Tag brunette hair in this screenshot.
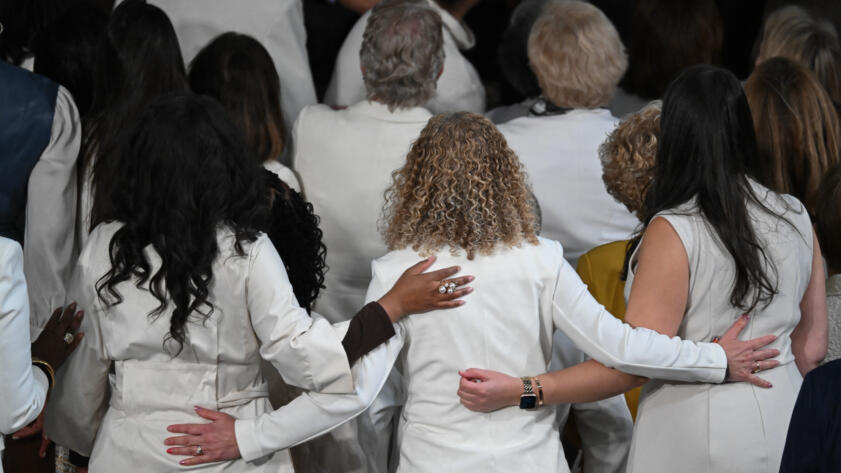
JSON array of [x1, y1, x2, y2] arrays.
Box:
[[745, 57, 841, 216], [189, 32, 286, 165]]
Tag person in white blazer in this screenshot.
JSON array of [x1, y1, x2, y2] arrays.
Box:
[[116, 0, 317, 128], [324, 0, 485, 114], [353, 112, 782, 473], [0, 237, 83, 472]]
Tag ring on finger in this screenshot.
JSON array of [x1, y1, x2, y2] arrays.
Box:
[[751, 361, 761, 374], [196, 445, 204, 456], [63, 332, 75, 345]]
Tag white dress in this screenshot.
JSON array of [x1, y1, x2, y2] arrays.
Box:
[[625, 183, 814, 473], [0, 238, 50, 472], [44, 223, 360, 472], [323, 0, 486, 114], [360, 238, 729, 473]]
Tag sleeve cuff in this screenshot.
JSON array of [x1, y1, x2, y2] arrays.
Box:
[[31, 367, 50, 394], [234, 417, 267, 463], [707, 342, 728, 383]]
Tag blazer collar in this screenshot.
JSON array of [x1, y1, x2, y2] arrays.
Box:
[[350, 100, 434, 123]]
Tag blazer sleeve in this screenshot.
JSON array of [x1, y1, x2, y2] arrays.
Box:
[[247, 236, 353, 393], [549, 241, 728, 383], [0, 239, 49, 435], [44, 257, 110, 456], [24, 86, 81, 338], [234, 257, 404, 462]]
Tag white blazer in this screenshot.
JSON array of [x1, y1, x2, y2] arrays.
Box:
[[24, 86, 81, 338], [0, 238, 49, 471], [354, 238, 726, 472], [44, 223, 368, 472], [134, 0, 317, 128], [498, 108, 639, 268], [323, 0, 486, 114], [294, 100, 432, 324]]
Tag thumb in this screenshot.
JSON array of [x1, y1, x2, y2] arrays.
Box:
[[194, 406, 225, 421], [459, 368, 490, 381]]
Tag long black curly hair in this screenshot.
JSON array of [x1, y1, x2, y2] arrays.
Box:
[[263, 171, 327, 313], [95, 93, 269, 355]]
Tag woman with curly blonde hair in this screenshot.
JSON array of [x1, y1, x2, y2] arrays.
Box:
[[360, 112, 781, 473]]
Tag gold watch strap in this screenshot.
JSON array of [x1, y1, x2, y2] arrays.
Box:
[[520, 376, 534, 394], [534, 376, 544, 407]]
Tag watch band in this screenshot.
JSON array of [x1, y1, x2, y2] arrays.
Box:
[[534, 376, 544, 407], [520, 377, 534, 394]]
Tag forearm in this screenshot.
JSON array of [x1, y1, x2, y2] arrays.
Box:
[[342, 302, 395, 366], [540, 360, 647, 405]]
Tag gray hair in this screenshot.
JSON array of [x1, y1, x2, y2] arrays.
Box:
[[360, 0, 445, 110]]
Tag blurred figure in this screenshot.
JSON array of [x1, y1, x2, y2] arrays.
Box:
[[189, 32, 300, 188], [293, 3, 444, 471], [814, 165, 841, 363], [744, 57, 841, 216], [577, 101, 661, 419], [117, 0, 317, 127], [756, 5, 841, 107], [614, 0, 723, 117], [324, 0, 485, 113]]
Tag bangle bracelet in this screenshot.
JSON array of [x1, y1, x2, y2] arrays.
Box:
[[534, 376, 544, 407], [31, 358, 56, 391]]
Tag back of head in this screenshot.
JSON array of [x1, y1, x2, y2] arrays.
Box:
[[108, 0, 187, 102], [360, 0, 444, 110], [32, 4, 109, 117], [600, 101, 661, 220], [190, 32, 285, 164], [816, 164, 841, 274], [528, 0, 626, 109], [97, 93, 268, 355], [384, 112, 538, 259], [624, 0, 723, 100], [646, 65, 777, 312], [757, 5, 841, 106], [745, 57, 841, 215], [498, 0, 545, 99]]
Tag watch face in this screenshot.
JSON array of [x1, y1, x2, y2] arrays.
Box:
[[519, 394, 537, 409]]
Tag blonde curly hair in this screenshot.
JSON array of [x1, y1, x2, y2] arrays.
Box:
[[599, 101, 661, 219], [383, 112, 539, 259]]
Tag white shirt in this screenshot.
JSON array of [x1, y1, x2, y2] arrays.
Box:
[[294, 100, 432, 324], [0, 238, 49, 470], [135, 0, 317, 127], [323, 0, 486, 114], [264, 159, 301, 192], [498, 108, 639, 267], [25, 85, 81, 338]]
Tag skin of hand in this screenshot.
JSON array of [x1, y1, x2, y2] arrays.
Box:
[[716, 314, 779, 388], [164, 406, 240, 466], [377, 256, 474, 323], [13, 304, 85, 455]]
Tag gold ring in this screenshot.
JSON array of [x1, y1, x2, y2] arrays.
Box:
[[751, 361, 760, 374], [196, 445, 203, 456]]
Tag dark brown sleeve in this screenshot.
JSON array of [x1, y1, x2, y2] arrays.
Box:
[[342, 302, 396, 366]]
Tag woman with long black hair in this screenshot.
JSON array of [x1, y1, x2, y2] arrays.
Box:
[[457, 65, 827, 472], [43, 94, 472, 472]]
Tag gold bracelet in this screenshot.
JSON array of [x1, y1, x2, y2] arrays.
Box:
[[31, 358, 56, 391], [534, 376, 544, 407]]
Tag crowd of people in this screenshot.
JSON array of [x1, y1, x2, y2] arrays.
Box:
[[1, 0, 840, 472]]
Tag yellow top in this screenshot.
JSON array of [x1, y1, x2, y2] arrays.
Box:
[[576, 240, 640, 419]]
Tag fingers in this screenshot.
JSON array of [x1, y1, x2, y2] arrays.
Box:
[[70, 309, 84, 333], [441, 276, 474, 289], [194, 406, 227, 421], [745, 374, 773, 389], [38, 433, 51, 458], [424, 265, 461, 282], [12, 425, 40, 439], [166, 446, 200, 456], [69, 332, 85, 351], [164, 435, 200, 446], [751, 348, 780, 361], [179, 455, 218, 466], [44, 306, 63, 332], [720, 314, 749, 340], [405, 256, 436, 276], [756, 359, 779, 371], [167, 423, 208, 435], [435, 287, 473, 303], [747, 334, 777, 350], [458, 368, 490, 381], [56, 303, 78, 332]]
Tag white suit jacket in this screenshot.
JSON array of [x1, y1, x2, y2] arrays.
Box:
[[0, 238, 49, 470], [294, 100, 432, 324], [354, 239, 725, 472], [498, 109, 639, 268], [22, 86, 80, 338], [323, 0, 486, 114], [134, 0, 317, 128]]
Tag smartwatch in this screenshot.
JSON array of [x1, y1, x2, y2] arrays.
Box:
[[519, 377, 538, 409]]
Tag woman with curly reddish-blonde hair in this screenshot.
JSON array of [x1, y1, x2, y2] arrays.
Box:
[[358, 112, 781, 473]]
